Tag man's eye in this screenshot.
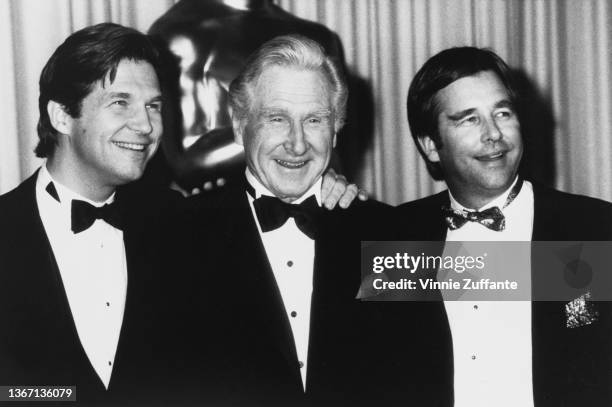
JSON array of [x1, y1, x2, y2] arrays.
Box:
[[111, 100, 128, 107], [269, 116, 285, 123], [459, 115, 479, 126], [495, 109, 514, 120], [306, 117, 322, 124], [147, 102, 162, 112]]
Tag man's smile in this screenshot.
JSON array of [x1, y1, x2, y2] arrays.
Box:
[[474, 149, 509, 162], [112, 141, 149, 152], [274, 159, 308, 169]]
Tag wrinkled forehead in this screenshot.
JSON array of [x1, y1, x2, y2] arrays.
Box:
[[249, 65, 332, 109]]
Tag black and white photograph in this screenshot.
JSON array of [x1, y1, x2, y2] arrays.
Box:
[[0, 0, 611, 406]]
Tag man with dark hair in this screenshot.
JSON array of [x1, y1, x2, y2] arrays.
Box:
[[182, 34, 450, 407], [35, 23, 163, 160], [0, 22, 173, 406], [407, 47, 519, 183], [0, 22, 362, 406], [399, 46, 612, 406]]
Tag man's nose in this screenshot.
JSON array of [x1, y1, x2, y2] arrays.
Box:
[[284, 123, 307, 155], [482, 117, 503, 142], [129, 105, 153, 135]]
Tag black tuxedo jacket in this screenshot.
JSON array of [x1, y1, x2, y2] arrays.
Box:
[[0, 172, 180, 406], [395, 183, 612, 407], [175, 182, 453, 407]]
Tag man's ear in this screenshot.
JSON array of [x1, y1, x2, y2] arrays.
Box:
[[231, 114, 245, 146], [47, 100, 72, 135], [418, 135, 440, 163]]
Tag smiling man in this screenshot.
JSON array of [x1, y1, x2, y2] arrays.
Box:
[[398, 47, 612, 406], [232, 59, 340, 203], [0, 22, 364, 407], [45, 52, 163, 201], [424, 69, 522, 209], [178, 35, 449, 406], [0, 23, 176, 405]]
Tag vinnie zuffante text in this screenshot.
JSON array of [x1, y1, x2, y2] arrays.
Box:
[[370, 252, 519, 291]]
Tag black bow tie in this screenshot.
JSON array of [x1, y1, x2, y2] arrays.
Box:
[[71, 199, 123, 233], [442, 206, 505, 231], [442, 178, 524, 232], [253, 195, 320, 239]]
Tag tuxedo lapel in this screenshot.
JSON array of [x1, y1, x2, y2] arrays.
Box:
[[530, 185, 572, 404], [21, 177, 81, 346], [108, 191, 137, 391], [33, 175, 109, 392], [108, 185, 185, 399], [0, 172, 105, 391], [222, 188, 302, 387], [410, 191, 449, 241], [436, 194, 450, 240], [531, 184, 561, 241], [306, 222, 359, 391], [306, 236, 333, 389]]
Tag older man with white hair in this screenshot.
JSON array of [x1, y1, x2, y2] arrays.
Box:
[[180, 34, 451, 407]]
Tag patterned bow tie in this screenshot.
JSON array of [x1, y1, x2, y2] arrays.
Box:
[[442, 177, 524, 232], [253, 195, 320, 239], [443, 206, 505, 231], [71, 199, 123, 233]]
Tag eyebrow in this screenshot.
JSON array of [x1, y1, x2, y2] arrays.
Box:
[[259, 108, 287, 115], [494, 99, 514, 110], [107, 92, 132, 100], [106, 92, 164, 103], [259, 108, 332, 116], [310, 109, 332, 116], [446, 99, 515, 122], [446, 108, 477, 122], [148, 95, 164, 104]]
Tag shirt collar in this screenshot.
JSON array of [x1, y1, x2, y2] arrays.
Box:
[[245, 168, 322, 206], [448, 175, 519, 212], [39, 164, 115, 208]]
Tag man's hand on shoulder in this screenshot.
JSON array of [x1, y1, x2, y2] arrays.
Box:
[[321, 168, 368, 210]]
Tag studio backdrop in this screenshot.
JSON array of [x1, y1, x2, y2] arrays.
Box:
[[1, 0, 611, 205]]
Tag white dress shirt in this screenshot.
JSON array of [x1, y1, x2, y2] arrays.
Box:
[[245, 169, 321, 391], [444, 177, 535, 407], [36, 166, 127, 389]]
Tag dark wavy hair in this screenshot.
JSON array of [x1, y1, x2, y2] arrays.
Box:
[[35, 22, 163, 157], [407, 47, 519, 180]]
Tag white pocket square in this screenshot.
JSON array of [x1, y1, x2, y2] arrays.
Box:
[[564, 292, 599, 329]]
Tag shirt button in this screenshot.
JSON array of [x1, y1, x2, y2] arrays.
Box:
[[298, 361, 304, 368], [471, 355, 477, 360], [473, 305, 479, 310], [287, 260, 294, 267], [106, 302, 110, 307], [291, 311, 297, 318], [108, 361, 112, 366]]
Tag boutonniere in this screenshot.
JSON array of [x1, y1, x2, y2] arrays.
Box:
[[564, 292, 599, 329]]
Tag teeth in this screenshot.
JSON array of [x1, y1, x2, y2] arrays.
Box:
[[478, 152, 504, 160], [275, 159, 306, 169], [113, 142, 146, 151]]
